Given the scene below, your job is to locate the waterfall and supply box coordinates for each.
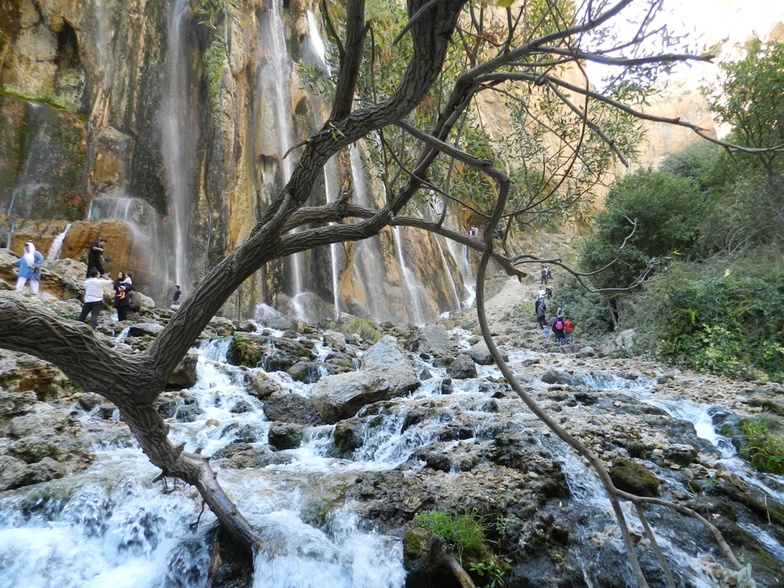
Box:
[433,234,462,314]
[162,0,196,292]
[392,226,425,325]
[324,158,341,318]
[46,223,72,262]
[267,1,305,307]
[304,10,330,74]
[348,145,390,321]
[443,215,476,309]
[87,194,167,299]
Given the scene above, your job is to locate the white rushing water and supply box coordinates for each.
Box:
[1,326,782,587]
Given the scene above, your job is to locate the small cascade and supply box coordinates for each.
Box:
[304,10,330,74]
[433,233,462,314]
[46,223,72,262]
[392,226,426,325]
[162,0,196,292]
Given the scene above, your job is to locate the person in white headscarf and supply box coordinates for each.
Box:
[14,242,44,295]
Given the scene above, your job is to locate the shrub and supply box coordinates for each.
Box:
[740,415,784,475]
[626,247,784,381]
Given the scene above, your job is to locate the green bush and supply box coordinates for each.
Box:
[334,316,380,342]
[740,415,784,475]
[626,247,784,381]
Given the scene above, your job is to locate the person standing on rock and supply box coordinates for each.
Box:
[77,269,114,329]
[87,238,109,278]
[172,285,182,308]
[113,272,132,322]
[14,242,44,295]
[564,317,574,343]
[535,296,546,328]
[553,316,565,345]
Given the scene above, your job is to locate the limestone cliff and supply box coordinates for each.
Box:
[0,0,467,322]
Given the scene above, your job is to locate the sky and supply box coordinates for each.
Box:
[587,0,784,85]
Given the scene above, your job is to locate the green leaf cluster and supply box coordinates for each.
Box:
[739,415,784,475]
[580,167,709,295]
[627,250,784,382]
[414,509,509,587]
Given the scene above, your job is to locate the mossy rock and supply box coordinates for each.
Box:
[609,459,660,497]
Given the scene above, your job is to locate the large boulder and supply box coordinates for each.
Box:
[405,324,451,357]
[361,335,420,396]
[311,336,420,423]
[446,353,477,379]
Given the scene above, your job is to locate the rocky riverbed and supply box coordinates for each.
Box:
[0,269,783,588]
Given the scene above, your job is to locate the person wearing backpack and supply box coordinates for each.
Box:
[553,316,565,345]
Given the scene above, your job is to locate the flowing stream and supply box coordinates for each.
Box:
[0,326,781,587]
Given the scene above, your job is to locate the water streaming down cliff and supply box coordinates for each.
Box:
[46,223,72,262]
[162,0,197,292]
[1,323,781,586]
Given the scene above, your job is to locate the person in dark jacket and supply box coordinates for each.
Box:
[87,238,109,277]
[113,275,131,322]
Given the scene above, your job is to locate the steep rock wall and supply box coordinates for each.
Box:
[0,0,467,323]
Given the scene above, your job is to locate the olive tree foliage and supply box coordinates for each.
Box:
[703,37,784,242]
[579,167,709,324]
[0,0,747,582]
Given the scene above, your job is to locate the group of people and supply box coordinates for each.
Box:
[13,237,183,331]
[539,265,552,285]
[534,289,574,346]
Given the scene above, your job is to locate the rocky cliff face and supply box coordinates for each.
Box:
[0,0,467,322]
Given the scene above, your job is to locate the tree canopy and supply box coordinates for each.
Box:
[0,0,754,584]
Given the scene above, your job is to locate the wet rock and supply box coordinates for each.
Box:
[8,436,61,463]
[541,370,582,386]
[229,399,253,414]
[446,353,477,379]
[263,391,324,425]
[245,371,283,400]
[312,336,419,423]
[0,390,37,417]
[468,340,508,365]
[227,333,315,371]
[220,423,263,444]
[212,443,293,469]
[268,423,304,450]
[127,323,164,338]
[663,443,698,467]
[0,455,27,491]
[9,403,68,437]
[333,420,364,455]
[287,361,322,384]
[323,330,347,352]
[609,459,660,497]
[77,392,104,411]
[174,403,204,423]
[0,351,74,400]
[575,346,596,358]
[311,372,392,424]
[236,320,257,333]
[361,336,420,396]
[405,324,451,357]
[165,350,199,389]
